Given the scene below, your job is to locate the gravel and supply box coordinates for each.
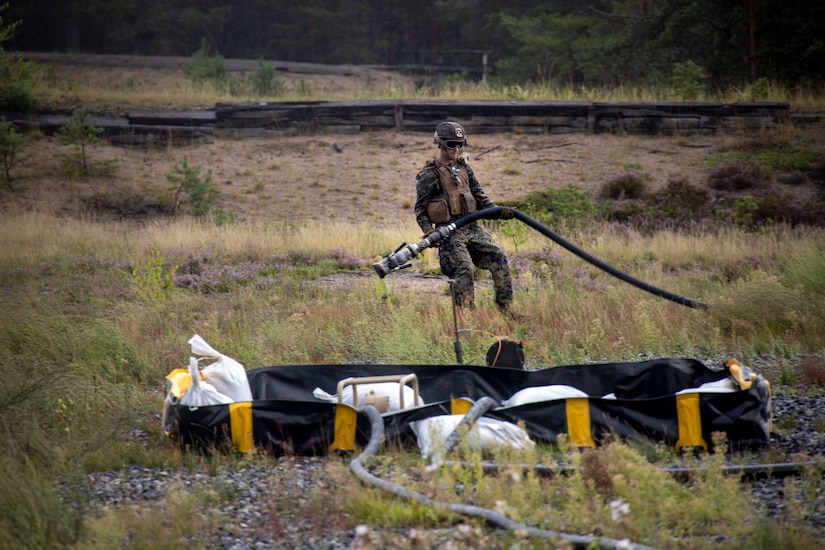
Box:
[80,353,825,548]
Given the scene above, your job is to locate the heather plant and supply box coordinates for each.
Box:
[706,159,769,191]
[600,167,648,200]
[652,177,711,224]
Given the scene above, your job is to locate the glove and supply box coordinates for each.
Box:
[498,207,515,220]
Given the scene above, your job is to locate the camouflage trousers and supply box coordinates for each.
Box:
[437,223,513,309]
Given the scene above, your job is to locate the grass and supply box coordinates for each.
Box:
[1,63,825,548]
[30,57,825,112]
[1,211,825,547]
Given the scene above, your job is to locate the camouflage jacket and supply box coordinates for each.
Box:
[414,157,495,233]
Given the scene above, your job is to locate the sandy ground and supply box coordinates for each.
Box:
[5,128,733,227]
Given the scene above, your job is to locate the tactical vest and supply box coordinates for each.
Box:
[425,160,477,224]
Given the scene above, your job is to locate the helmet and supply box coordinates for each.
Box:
[433,121,468,148]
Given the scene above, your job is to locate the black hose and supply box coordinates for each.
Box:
[349,405,658,550]
[441,396,499,457]
[457,207,709,310]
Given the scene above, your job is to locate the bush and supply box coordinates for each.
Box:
[251,58,285,97]
[0,4,40,111]
[0,116,24,189]
[185,41,228,87]
[56,106,118,178]
[671,60,706,101]
[600,169,648,200]
[706,159,769,191]
[164,155,220,217]
[653,177,711,222]
[524,184,598,223]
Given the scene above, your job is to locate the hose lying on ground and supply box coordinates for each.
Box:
[373,207,708,310]
[349,403,658,550]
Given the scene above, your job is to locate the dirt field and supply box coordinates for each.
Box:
[5,123,753,227]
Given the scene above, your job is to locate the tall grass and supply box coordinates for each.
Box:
[1,208,824,546]
[34,64,825,111]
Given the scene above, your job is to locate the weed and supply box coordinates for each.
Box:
[132,246,178,303]
[801,355,825,387]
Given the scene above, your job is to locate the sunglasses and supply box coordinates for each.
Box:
[445,140,465,149]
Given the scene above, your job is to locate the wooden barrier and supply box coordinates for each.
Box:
[0,100,796,146]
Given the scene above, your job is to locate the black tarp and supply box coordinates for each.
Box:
[163,358,771,455]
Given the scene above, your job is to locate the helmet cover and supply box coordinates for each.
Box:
[433,121,468,147]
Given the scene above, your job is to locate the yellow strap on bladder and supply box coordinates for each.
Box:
[450,398,473,415]
[330,404,358,452]
[566,398,595,448]
[229,402,254,453]
[675,393,707,450]
[726,358,754,390]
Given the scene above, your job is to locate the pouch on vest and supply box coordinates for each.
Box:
[427,199,450,224]
[461,192,477,215]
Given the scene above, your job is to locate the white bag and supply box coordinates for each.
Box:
[189,334,253,402]
[179,357,234,406]
[312,382,426,411]
[411,414,534,460]
[501,384,589,407]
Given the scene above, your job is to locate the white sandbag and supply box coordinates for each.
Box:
[179,357,234,406]
[189,334,253,403]
[676,377,738,394]
[411,414,534,460]
[501,384,589,407]
[312,383,425,411]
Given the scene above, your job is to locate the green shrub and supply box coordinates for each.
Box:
[184,41,228,87]
[0,116,24,189]
[670,60,706,101]
[56,106,119,178]
[0,4,40,111]
[251,58,285,97]
[164,155,220,216]
[732,195,760,228]
[524,184,598,224]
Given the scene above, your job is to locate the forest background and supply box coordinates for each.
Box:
[5,0,825,90]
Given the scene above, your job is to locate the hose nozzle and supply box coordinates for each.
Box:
[372,224,455,278]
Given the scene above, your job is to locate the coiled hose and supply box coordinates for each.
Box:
[349,402,657,550]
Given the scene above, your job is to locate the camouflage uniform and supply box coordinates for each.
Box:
[415,155,513,310]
